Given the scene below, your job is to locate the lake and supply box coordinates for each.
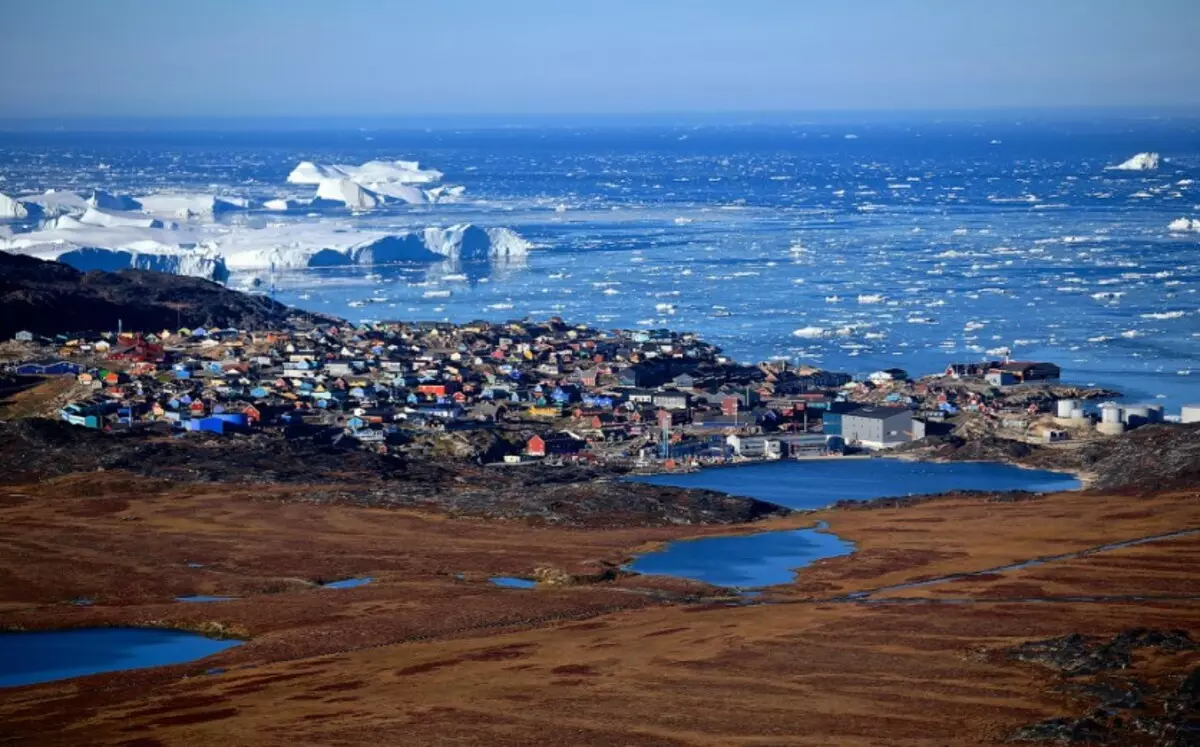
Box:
[632,458,1080,510]
[0,628,242,688]
[627,523,855,588]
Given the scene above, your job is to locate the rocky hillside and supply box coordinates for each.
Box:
[1078,423,1200,493]
[0,252,336,338]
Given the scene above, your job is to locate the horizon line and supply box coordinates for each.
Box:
[2,104,1200,132]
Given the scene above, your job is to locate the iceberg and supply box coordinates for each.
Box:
[288,159,443,186]
[314,179,385,210]
[0,192,29,220]
[1,238,227,282]
[1168,217,1200,233]
[263,197,311,211]
[17,189,89,218]
[1108,152,1160,171]
[137,192,247,219]
[287,158,456,207]
[86,189,142,212]
[219,223,530,270]
[792,326,827,339]
[74,207,174,230]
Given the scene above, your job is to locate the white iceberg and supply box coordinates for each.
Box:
[287,158,455,207]
[288,159,443,186]
[263,197,310,211]
[792,326,827,339]
[1168,217,1200,233]
[17,189,89,218]
[0,192,29,220]
[86,189,142,212]
[73,207,174,230]
[1108,152,1160,171]
[314,179,385,210]
[137,192,247,219]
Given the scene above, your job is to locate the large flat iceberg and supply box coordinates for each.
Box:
[1,219,530,281]
[288,159,443,186]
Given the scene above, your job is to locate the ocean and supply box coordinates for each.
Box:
[1,113,1197,408]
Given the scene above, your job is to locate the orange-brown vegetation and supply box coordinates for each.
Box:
[1,473,1197,745]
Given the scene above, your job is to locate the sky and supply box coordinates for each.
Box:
[2,0,1198,119]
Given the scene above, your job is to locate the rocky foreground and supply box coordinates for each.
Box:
[0,418,783,527]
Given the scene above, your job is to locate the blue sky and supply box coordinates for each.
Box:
[2,0,1198,118]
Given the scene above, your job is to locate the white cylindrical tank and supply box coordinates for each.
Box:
[1056,399,1080,418]
[1183,405,1200,424]
[1100,403,1122,424]
[1070,407,1084,419]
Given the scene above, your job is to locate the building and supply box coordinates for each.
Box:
[526,432,587,458]
[651,391,690,410]
[726,434,782,459]
[1183,405,1200,424]
[840,405,914,449]
[986,361,1061,386]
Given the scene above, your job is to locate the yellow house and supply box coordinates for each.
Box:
[529,406,559,418]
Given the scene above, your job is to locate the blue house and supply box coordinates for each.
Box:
[16,361,82,376]
[60,404,100,429]
[184,417,226,434]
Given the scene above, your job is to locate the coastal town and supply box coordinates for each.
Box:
[6,317,1194,470]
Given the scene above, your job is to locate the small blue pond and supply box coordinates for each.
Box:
[490,577,538,589]
[321,577,373,589]
[0,628,242,688]
[627,523,855,588]
[632,458,1080,510]
[175,596,236,603]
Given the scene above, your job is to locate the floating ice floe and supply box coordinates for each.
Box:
[792,326,827,339]
[1108,152,1160,172]
[1168,217,1200,233]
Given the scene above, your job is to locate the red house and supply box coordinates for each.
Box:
[526,432,586,457]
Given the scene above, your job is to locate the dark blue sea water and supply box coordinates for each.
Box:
[632,458,1080,510]
[2,114,1197,408]
[0,628,241,688]
[627,523,855,588]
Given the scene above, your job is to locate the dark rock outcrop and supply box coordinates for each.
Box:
[0,252,336,338]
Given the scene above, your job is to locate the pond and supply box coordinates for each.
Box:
[632,458,1080,510]
[0,628,242,688]
[489,577,538,589]
[627,523,855,588]
[175,595,236,603]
